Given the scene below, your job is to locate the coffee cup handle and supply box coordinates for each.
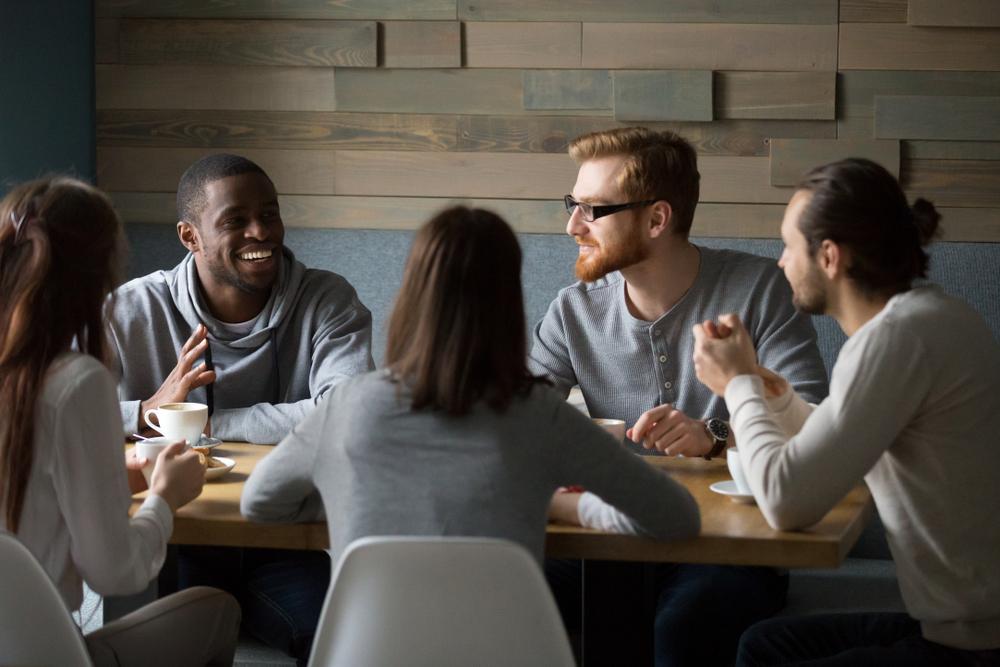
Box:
[144,409,165,436]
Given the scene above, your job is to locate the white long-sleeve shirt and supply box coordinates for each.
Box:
[1,353,172,611]
[724,286,1000,650]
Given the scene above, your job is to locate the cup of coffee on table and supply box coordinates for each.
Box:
[144,402,207,445]
[592,418,626,442]
[727,448,752,495]
[134,437,184,485]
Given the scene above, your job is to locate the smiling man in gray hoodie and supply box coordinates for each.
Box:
[110,154,374,444]
[107,153,374,663]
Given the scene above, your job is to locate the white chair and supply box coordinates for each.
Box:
[0,531,92,666]
[308,536,575,667]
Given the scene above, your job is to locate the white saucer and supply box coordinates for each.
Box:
[193,436,222,450]
[205,457,235,481]
[710,480,755,504]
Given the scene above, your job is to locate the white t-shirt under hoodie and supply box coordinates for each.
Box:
[1,353,172,611]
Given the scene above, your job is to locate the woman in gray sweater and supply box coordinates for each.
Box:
[241,206,700,566]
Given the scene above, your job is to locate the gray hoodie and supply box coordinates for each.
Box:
[108,248,375,443]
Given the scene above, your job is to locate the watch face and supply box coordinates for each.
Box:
[707,418,730,441]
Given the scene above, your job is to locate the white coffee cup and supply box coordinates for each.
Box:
[144,402,207,445]
[727,448,752,495]
[134,437,183,486]
[592,418,626,442]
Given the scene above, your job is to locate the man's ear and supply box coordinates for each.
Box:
[177,220,200,253]
[648,200,672,239]
[817,239,846,279]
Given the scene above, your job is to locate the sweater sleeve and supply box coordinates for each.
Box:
[53,362,173,597]
[547,399,700,539]
[212,290,375,443]
[528,301,577,400]
[725,322,932,530]
[241,389,328,523]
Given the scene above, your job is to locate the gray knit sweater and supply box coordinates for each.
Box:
[241,371,701,565]
[530,246,828,452]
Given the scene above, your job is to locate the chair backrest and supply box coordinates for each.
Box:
[0,531,92,667]
[309,536,575,667]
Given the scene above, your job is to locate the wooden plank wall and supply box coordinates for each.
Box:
[95,1,1000,241]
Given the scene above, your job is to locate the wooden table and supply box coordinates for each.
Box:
[132,442,872,569]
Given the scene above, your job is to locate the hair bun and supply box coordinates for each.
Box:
[911,198,941,246]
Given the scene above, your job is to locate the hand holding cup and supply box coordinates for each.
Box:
[149,442,206,512]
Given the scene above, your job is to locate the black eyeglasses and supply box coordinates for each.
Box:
[563,195,657,222]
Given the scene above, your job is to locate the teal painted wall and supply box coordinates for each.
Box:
[0,1,94,192]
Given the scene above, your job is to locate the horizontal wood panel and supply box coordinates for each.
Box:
[458,0,837,23]
[96,18,119,64]
[98,147,337,194]
[907,0,1000,27]
[96,65,337,111]
[383,21,461,68]
[121,18,376,67]
[111,192,1000,242]
[716,71,835,120]
[935,207,1000,242]
[98,110,835,155]
[839,24,1000,70]
[613,70,713,121]
[522,70,612,110]
[458,117,835,155]
[98,148,792,203]
[97,110,460,151]
[904,159,1000,207]
[330,151,576,198]
[838,0,907,22]
[97,0,458,20]
[839,71,1000,120]
[334,69,605,115]
[875,96,1000,141]
[836,116,874,140]
[904,140,1000,160]
[769,139,900,185]
[464,22,581,68]
[582,24,837,70]
[332,152,791,202]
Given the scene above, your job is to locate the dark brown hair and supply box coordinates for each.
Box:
[0,177,124,533]
[385,206,544,416]
[796,158,941,298]
[569,127,701,237]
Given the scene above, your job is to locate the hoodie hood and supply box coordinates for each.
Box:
[170,246,306,349]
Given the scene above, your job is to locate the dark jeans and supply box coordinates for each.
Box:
[737,612,1000,666]
[546,559,788,667]
[177,545,331,666]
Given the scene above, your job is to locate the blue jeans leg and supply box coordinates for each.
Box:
[653,564,789,667]
[177,546,331,665]
[737,613,1000,667]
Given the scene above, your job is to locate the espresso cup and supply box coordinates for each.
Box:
[134,437,182,486]
[592,418,626,442]
[144,402,207,445]
[727,448,752,495]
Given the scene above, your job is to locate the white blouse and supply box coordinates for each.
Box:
[1,353,172,611]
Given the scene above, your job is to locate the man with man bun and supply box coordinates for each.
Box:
[693,158,1000,665]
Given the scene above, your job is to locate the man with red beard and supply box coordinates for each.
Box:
[530,127,828,667]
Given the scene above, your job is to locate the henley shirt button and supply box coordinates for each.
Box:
[654,329,661,336]
[659,355,667,363]
[664,381,672,389]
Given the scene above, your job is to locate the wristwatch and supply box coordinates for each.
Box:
[703,418,730,460]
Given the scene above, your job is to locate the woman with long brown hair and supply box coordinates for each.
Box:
[0,177,239,665]
[243,206,699,568]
